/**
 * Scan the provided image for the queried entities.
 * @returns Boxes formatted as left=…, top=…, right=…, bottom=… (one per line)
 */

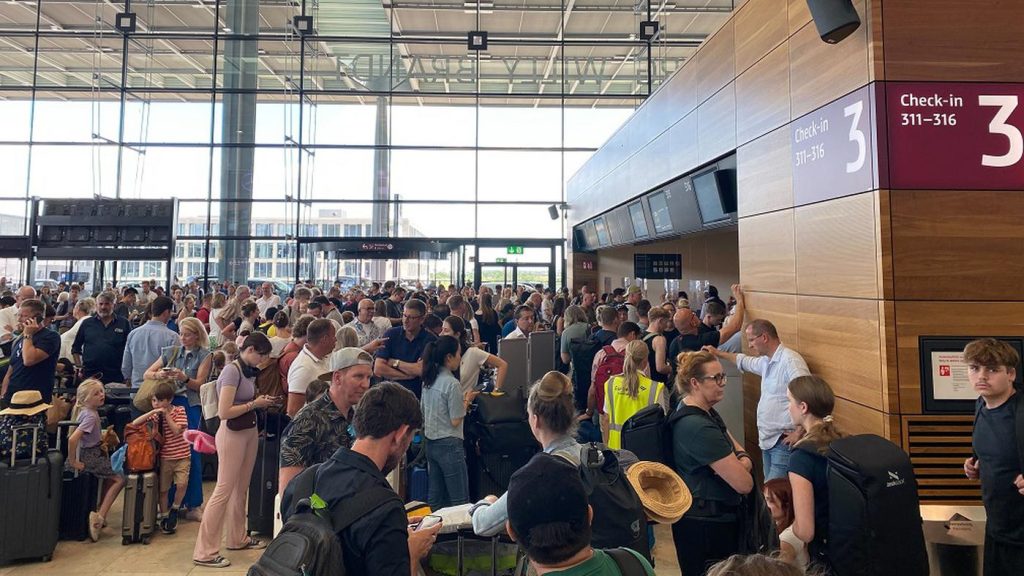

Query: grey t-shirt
left=421, top=368, right=466, bottom=440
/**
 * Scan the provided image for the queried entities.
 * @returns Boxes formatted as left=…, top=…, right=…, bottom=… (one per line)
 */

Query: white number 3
left=844, top=100, right=866, bottom=174
left=979, top=95, right=1023, bottom=168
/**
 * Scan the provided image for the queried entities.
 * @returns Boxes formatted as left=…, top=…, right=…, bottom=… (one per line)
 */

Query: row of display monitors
left=573, top=157, right=737, bottom=252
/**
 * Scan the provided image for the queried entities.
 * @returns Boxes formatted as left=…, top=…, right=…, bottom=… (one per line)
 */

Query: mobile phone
left=416, top=515, right=442, bottom=531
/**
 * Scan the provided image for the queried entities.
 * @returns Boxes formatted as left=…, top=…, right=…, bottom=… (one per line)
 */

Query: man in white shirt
left=624, top=285, right=642, bottom=323
left=504, top=305, right=536, bottom=340
left=285, top=318, right=337, bottom=417
left=346, top=299, right=391, bottom=348
left=704, top=318, right=810, bottom=480
left=0, top=285, right=36, bottom=351
left=256, top=282, right=281, bottom=319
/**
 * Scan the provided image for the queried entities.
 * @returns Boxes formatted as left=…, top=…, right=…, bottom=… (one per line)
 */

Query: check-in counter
left=920, top=505, right=985, bottom=576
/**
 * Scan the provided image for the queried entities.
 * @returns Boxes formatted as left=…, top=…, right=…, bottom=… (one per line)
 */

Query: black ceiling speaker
left=806, top=0, right=861, bottom=44
left=548, top=204, right=559, bottom=220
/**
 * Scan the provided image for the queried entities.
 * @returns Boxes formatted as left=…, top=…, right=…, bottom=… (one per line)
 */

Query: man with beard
left=71, top=290, right=132, bottom=383
left=311, top=381, right=441, bottom=576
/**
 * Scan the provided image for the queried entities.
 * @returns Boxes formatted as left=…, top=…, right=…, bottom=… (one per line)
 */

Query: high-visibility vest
left=605, top=372, right=664, bottom=449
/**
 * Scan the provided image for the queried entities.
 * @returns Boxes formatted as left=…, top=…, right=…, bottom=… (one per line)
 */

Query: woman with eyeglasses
left=600, top=339, right=669, bottom=449
left=670, top=350, right=753, bottom=576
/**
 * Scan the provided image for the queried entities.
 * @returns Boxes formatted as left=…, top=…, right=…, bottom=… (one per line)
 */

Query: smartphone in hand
left=416, top=515, right=442, bottom=531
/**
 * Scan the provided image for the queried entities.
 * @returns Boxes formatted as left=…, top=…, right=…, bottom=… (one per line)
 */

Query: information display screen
left=628, top=202, right=649, bottom=239
left=593, top=216, right=610, bottom=247
left=692, top=170, right=728, bottom=223
left=647, top=191, right=673, bottom=234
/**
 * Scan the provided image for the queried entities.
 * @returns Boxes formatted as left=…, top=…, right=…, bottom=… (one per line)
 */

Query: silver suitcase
left=122, top=471, right=158, bottom=545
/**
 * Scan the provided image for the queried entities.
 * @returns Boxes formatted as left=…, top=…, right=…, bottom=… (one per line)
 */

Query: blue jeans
left=762, top=437, right=792, bottom=481
left=426, top=436, right=469, bottom=511
left=167, top=396, right=204, bottom=510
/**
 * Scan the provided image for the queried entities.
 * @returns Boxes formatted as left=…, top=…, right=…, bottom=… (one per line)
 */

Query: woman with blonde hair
left=208, top=292, right=227, bottom=344
left=600, top=339, right=668, bottom=448
left=670, top=350, right=753, bottom=576
left=787, top=375, right=845, bottom=572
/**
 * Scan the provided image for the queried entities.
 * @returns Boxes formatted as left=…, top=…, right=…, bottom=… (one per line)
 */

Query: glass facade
left=0, top=0, right=723, bottom=288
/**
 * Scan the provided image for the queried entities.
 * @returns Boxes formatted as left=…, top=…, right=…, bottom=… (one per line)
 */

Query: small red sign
left=886, top=82, right=1024, bottom=189
left=939, top=365, right=951, bottom=377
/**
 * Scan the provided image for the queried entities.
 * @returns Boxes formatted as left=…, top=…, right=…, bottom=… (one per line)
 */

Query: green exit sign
left=507, top=246, right=524, bottom=255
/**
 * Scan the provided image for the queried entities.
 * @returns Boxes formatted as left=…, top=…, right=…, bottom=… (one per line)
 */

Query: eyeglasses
left=403, top=314, right=423, bottom=321
left=698, top=373, right=727, bottom=383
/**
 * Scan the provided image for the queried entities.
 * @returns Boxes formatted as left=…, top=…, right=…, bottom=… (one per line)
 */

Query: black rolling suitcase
left=466, top=392, right=539, bottom=500
left=55, top=421, right=100, bottom=541
left=200, top=416, right=219, bottom=481
left=0, top=426, right=63, bottom=564
left=247, top=413, right=287, bottom=536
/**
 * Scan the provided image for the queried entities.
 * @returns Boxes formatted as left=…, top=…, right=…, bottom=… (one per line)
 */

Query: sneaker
left=185, top=508, right=204, bottom=522
left=227, top=537, right=267, bottom=551
left=193, top=556, right=231, bottom=568
left=88, top=512, right=103, bottom=542
left=161, top=508, right=179, bottom=534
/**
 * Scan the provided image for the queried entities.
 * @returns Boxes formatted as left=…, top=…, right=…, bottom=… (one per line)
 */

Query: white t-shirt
left=257, top=294, right=281, bottom=317
left=269, top=335, right=290, bottom=358
left=0, top=305, right=19, bottom=345
left=208, top=307, right=224, bottom=341
left=458, top=346, right=490, bottom=395
left=780, top=526, right=809, bottom=568
left=287, top=346, right=330, bottom=395
left=505, top=327, right=527, bottom=340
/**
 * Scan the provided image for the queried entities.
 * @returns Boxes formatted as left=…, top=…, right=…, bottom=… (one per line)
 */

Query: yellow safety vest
left=605, top=373, right=664, bottom=449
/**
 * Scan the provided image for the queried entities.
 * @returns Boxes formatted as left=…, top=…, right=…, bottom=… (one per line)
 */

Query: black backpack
left=249, top=466, right=401, bottom=576
left=797, top=434, right=928, bottom=576
left=555, top=443, right=652, bottom=562
left=468, top=391, right=539, bottom=455
left=568, top=335, right=603, bottom=412
left=620, top=404, right=667, bottom=463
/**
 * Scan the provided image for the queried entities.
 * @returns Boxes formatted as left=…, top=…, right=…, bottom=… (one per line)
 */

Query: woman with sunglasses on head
left=670, top=350, right=753, bottom=576
left=440, top=315, right=508, bottom=393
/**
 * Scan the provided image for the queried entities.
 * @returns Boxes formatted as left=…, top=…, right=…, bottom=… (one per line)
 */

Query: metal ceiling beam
left=382, top=1, right=732, bottom=13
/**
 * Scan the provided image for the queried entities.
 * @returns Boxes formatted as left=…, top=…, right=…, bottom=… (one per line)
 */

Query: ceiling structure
left=0, top=0, right=736, bottom=106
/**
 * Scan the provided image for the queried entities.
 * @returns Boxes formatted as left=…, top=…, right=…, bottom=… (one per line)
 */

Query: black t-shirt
left=788, top=445, right=830, bottom=556
left=669, top=330, right=722, bottom=372
left=592, top=329, right=617, bottom=347
left=384, top=299, right=403, bottom=319
left=973, top=394, right=1024, bottom=544
left=4, top=330, right=61, bottom=403
left=671, top=406, right=741, bottom=506
left=642, top=332, right=669, bottom=384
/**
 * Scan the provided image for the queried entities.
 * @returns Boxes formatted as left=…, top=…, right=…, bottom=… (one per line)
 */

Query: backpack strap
left=605, top=547, right=647, bottom=576
left=322, top=485, right=402, bottom=534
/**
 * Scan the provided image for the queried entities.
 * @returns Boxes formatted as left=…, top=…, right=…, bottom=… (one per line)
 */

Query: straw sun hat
left=0, top=390, right=52, bottom=417
left=625, top=461, right=692, bottom=524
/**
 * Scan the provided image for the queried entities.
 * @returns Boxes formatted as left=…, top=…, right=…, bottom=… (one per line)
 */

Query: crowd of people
left=0, top=276, right=1020, bottom=576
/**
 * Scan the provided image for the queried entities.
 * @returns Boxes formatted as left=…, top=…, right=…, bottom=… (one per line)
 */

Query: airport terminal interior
left=1, top=0, right=1023, bottom=575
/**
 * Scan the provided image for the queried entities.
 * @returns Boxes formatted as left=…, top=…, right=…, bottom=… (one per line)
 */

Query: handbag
left=224, top=361, right=257, bottom=431
left=200, top=380, right=219, bottom=421
left=133, top=346, right=181, bottom=412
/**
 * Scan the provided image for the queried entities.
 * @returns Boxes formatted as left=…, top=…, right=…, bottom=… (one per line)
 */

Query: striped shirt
left=160, top=406, right=191, bottom=460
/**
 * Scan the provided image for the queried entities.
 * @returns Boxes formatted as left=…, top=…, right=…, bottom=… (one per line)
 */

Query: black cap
left=507, top=453, right=588, bottom=545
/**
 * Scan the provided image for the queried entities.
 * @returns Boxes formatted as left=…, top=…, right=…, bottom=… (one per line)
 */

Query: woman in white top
left=267, top=311, right=291, bottom=358
left=764, top=477, right=809, bottom=568
left=440, top=316, right=507, bottom=395
left=60, top=297, right=95, bottom=360
left=208, top=292, right=226, bottom=344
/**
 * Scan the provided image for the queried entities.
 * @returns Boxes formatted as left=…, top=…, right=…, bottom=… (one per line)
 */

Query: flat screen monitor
left=572, top=226, right=588, bottom=251
left=693, top=169, right=728, bottom=224
left=593, top=216, right=611, bottom=247
left=628, top=202, right=649, bottom=239
left=647, top=190, right=673, bottom=234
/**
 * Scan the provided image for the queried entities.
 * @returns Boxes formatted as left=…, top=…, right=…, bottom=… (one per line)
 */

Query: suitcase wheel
left=41, top=555, right=52, bottom=562
left=122, top=537, right=131, bottom=546
left=142, top=535, right=151, bottom=545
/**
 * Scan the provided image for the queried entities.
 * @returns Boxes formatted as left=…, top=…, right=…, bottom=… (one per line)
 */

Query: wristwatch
left=391, top=359, right=401, bottom=369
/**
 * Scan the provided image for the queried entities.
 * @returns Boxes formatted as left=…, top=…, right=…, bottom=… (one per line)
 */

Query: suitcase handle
left=9, top=424, right=41, bottom=467
left=56, top=420, right=82, bottom=478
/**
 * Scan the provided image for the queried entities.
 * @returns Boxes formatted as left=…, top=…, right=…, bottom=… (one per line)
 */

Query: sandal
left=193, top=556, right=231, bottom=568
left=227, top=537, right=266, bottom=551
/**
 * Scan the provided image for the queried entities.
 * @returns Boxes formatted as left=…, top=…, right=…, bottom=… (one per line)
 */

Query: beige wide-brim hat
left=0, top=390, right=52, bottom=417
left=626, top=461, right=692, bottom=524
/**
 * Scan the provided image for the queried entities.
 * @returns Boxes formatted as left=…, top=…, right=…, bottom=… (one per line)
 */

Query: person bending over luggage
left=763, top=477, right=808, bottom=568
left=312, top=381, right=441, bottom=576
left=278, top=347, right=373, bottom=495
left=193, top=333, right=278, bottom=568
left=505, top=452, right=655, bottom=576
left=441, top=316, right=508, bottom=394
left=787, top=375, right=846, bottom=572
left=601, top=340, right=669, bottom=449
left=962, top=338, right=1024, bottom=576
left=130, top=381, right=189, bottom=535
left=66, top=379, right=126, bottom=543
left=420, top=335, right=478, bottom=510
left=670, top=351, right=752, bottom=576
left=471, top=371, right=584, bottom=537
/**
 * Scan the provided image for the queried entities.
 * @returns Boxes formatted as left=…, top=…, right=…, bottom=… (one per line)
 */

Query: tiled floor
left=1, top=482, right=682, bottom=575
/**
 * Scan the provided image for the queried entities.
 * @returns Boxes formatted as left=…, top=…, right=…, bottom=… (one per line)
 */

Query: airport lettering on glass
left=886, top=82, right=1024, bottom=188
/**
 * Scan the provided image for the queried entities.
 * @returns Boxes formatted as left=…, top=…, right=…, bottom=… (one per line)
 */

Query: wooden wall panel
left=787, top=0, right=812, bottom=35
left=789, top=0, right=869, bottom=118
left=833, top=397, right=887, bottom=439
left=738, top=209, right=796, bottom=293
left=795, top=192, right=879, bottom=299
left=736, top=43, right=791, bottom=146
left=895, top=301, right=1024, bottom=414
left=697, top=20, right=737, bottom=104
left=661, top=62, right=699, bottom=129
left=890, top=190, right=1024, bottom=301
left=697, top=81, right=737, bottom=163
left=879, top=300, right=900, bottom=414
left=874, top=189, right=894, bottom=300
left=883, top=0, right=1024, bottom=82
left=866, top=0, right=885, bottom=81
left=735, top=0, right=789, bottom=74
left=667, top=112, right=699, bottom=180
left=745, top=291, right=799, bottom=348
left=798, top=295, right=884, bottom=411
left=737, top=125, right=793, bottom=218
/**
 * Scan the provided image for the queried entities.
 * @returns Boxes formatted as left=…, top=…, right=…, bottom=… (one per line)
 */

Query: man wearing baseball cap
left=506, top=453, right=654, bottom=575
left=279, top=347, right=373, bottom=493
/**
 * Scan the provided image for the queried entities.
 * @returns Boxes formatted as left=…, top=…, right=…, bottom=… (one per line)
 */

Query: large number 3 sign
left=844, top=100, right=866, bottom=174
left=979, top=95, right=1023, bottom=168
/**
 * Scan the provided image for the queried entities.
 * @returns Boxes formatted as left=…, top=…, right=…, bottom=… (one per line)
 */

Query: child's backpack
left=797, top=434, right=928, bottom=576
left=249, top=465, right=401, bottom=576
left=123, top=416, right=162, bottom=473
